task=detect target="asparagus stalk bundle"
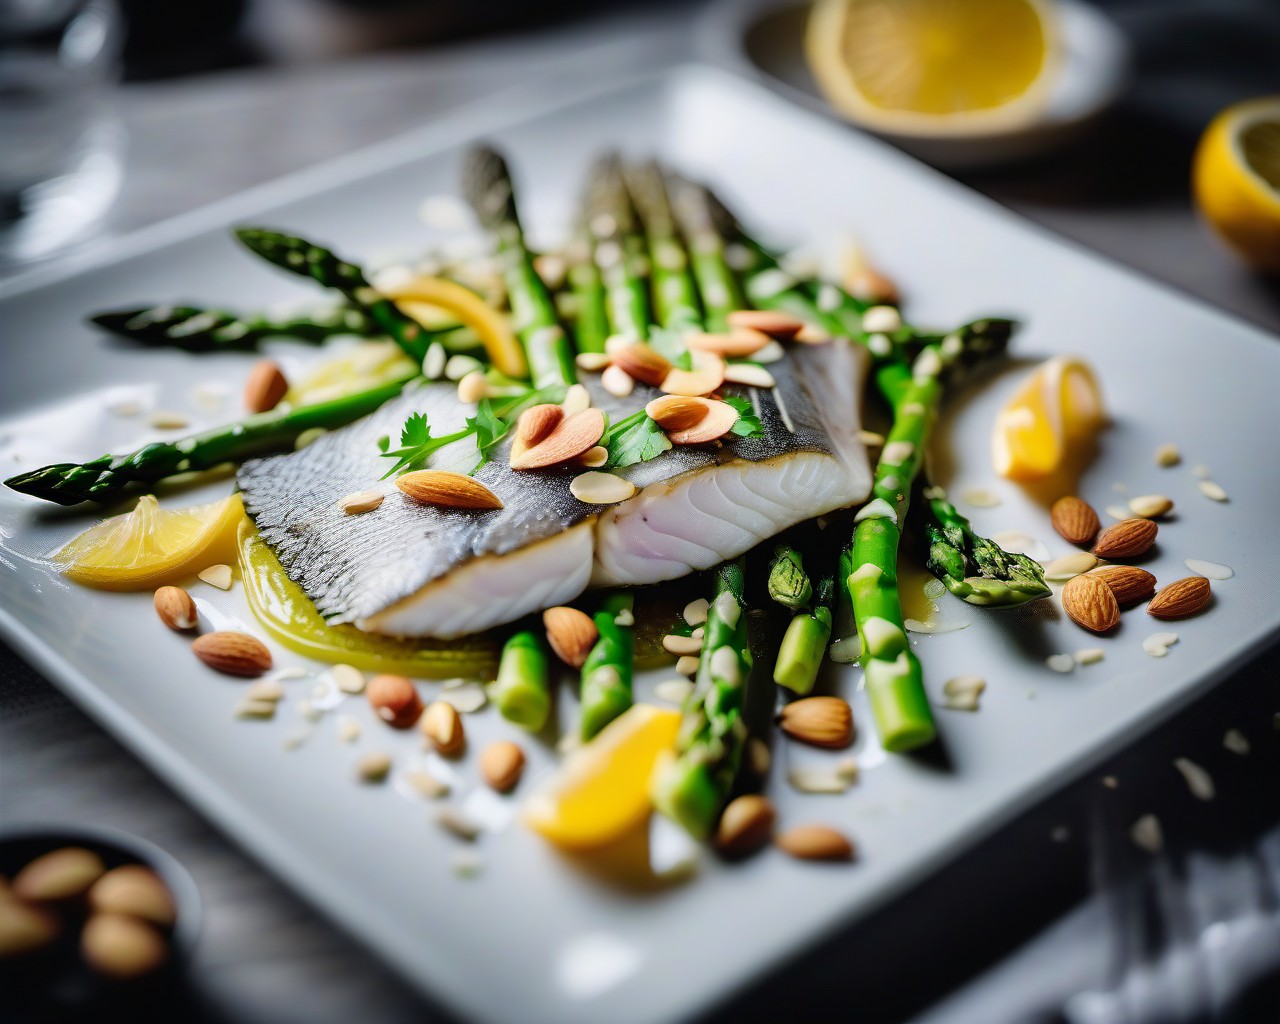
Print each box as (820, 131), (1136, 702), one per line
(585, 154), (653, 342)
(579, 593), (635, 740)
(89, 303), (375, 352)
(625, 162), (702, 334)
(564, 220), (610, 355)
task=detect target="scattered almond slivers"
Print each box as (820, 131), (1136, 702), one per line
(198, 563), (234, 590)
(396, 470), (503, 510)
(612, 342), (671, 386)
(723, 363), (776, 389)
(726, 309), (805, 340)
(511, 408), (606, 471)
(687, 328), (771, 358)
(569, 471), (636, 505)
(647, 396), (739, 445)
(338, 489), (384, 515)
(660, 351), (726, 397)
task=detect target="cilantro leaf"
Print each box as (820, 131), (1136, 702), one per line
(604, 410), (671, 468)
(723, 394), (765, 439)
(378, 411), (469, 478)
(466, 399), (507, 454)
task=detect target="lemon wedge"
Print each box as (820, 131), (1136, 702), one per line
(381, 275), (527, 380)
(55, 493), (245, 591)
(1193, 96), (1280, 275)
(806, 0), (1058, 135)
(522, 704), (681, 850)
(992, 355), (1104, 482)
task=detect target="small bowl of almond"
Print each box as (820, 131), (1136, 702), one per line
(0, 825), (201, 1022)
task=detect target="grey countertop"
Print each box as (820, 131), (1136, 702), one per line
(3, 3), (1279, 1022)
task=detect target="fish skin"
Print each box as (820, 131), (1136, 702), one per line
(237, 343), (869, 639)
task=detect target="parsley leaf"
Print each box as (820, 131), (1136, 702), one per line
(466, 399), (507, 454)
(604, 410), (671, 468)
(724, 394), (765, 439)
(378, 411), (469, 478)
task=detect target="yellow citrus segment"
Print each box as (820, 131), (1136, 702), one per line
(1193, 97), (1280, 275)
(992, 355), (1104, 482)
(381, 275), (527, 380)
(522, 704), (681, 850)
(236, 520), (498, 678)
(286, 341), (416, 407)
(806, 0), (1057, 134)
(55, 493), (244, 591)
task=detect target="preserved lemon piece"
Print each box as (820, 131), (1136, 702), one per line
(55, 493), (244, 591)
(522, 704), (681, 850)
(236, 520), (497, 678)
(992, 355), (1104, 482)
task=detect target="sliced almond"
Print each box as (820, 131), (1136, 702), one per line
(1147, 576), (1211, 620)
(1050, 496), (1101, 546)
(1128, 494), (1174, 519)
(660, 351), (726, 397)
(687, 329), (770, 358)
(778, 696), (854, 748)
(192, 631), (272, 676)
(511, 408), (606, 471)
(338, 489), (385, 515)
(154, 585), (197, 631)
(601, 364), (636, 397)
(244, 359), (289, 413)
(646, 395), (709, 432)
(723, 363), (776, 388)
(1089, 564), (1157, 605)
(575, 446), (609, 469)
(663, 633), (703, 656)
(569, 471), (635, 505)
(1092, 518), (1158, 559)
(794, 323), (832, 344)
(667, 399), (740, 445)
(1061, 574), (1121, 634)
(544, 606), (599, 669)
(726, 309), (805, 340)
(1154, 443), (1181, 467)
(456, 370), (489, 404)
(561, 383), (592, 414)
(480, 741), (525, 792)
(357, 751), (393, 783)
(715, 795), (776, 858)
(612, 343), (671, 386)
(396, 469), (504, 510)
(422, 700), (465, 755)
(198, 563), (233, 590)
(366, 674), (424, 728)
(515, 404), (564, 447)
(776, 824), (855, 862)
(575, 351), (612, 372)
(1043, 552), (1099, 581)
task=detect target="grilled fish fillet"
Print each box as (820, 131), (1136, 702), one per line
(238, 340), (870, 639)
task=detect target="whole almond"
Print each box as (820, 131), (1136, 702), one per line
(1092, 518), (1158, 559)
(244, 359), (289, 413)
(516, 404), (564, 447)
(715, 794), (776, 858)
(192, 631), (272, 676)
(726, 309), (805, 340)
(778, 696), (854, 748)
(776, 824), (855, 861)
(510, 408), (606, 471)
(1062, 573), (1121, 634)
(154, 585), (198, 631)
(480, 740), (525, 792)
(396, 470), (503, 511)
(367, 674), (423, 728)
(422, 700), (465, 756)
(1050, 496), (1101, 546)
(0, 900), (59, 957)
(1090, 564), (1157, 605)
(88, 866), (175, 928)
(82, 913), (168, 979)
(13, 847), (105, 902)
(667, 399), (740, 445)
(645, 394), (709, 432)
(1147, 576), (1212, 620)
(612, 343), (671, 386)
(543, 606), (598, 669)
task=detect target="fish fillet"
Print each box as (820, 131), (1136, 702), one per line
(238, 341), (870, 639)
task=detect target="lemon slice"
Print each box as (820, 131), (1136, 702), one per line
(286, 341), (417, 407)
(1193, 96), (1280, 275)
(381, 275), (528, 380)
(55, 493), (245, 591)
(522, 704), (681, 850)
(992, 355), (1104, 482)
(806, 0), (1058, 135)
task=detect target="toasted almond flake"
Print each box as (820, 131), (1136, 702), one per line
(1046, 653), (1075, 673)
(336, 715), (361, 743)
(861, 305), (901, 333)
(569, 472), (636, 505)
(1192, 463), (1212, 479)
(753, 341), (786, 363)
(357, 751), (392, 783)
(1104, 504), (1131, 522)
(787, 766), (852, 794)
(435, 683), (487, 714)
(561, 383), (592, 414)
(723, 363), (776, 388)
(445, 354), (484, 381)
(294, 427), (327, 450)
(246, 679), (285, 702)
(149, 410), (190, 430)
(654, 678), (694, 705)
(404, 770), (450, 799)
(881, 440), (915, 465)
(1223, 729), (1251, 756)
(331, 664), (365, 695)
(941, 674), (986, 711)
(1184, 558), (1233, 580)
(1043, 552), (1099, 581)
(234, 699), (277, 719)
(675, 655), (699, 676)
(1173, 757), (1215, 801)
(1074, 648), (1105, 665)
(1129, 494), (1174, 519)
(662, 634), (702, 656)
(683, 598), (710, 626)
(1130, 814), (1163, 854)
(1198, 480), (1229, 502)
(198, 564), (233, 590)
(667, 399), (740, 445)
(960, 487), (1001, 508)
(338, 489), (384, 515)
(688, 328), (771, 358)
(576, 446), (608, 469)
(422, 341), (447, 380)
(1142, 631), (1179, 658)
(575, 352), (611, 372)
(660, 351), (727, 397)
(437, 807), (481, 841)
(856, 429), (885, 448)
(601, 364), (636, 397)
(456, 370), (489, 404)
(1154, 443), (1181, 467)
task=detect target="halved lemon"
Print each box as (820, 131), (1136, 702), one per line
(1193, 96), (1280, 275)
(806, 0), (1058, 135)
(381, 275), (528, 380)
(55, 492), (244, 591)
(992, 355), (1104, 482)
(522, 704), (681, 851)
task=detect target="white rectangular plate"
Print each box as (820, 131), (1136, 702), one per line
(2, 65), (1279, 1024)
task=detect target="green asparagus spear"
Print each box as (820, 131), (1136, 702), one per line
(4, 371), (418, 506)
(767, 543), (812, 610)
(652, 560), (753, 839)
(463, 146), (575, 387)
(492, 629), (552, 731)
(626, 162), (702, 333)
(774, 577), (834, 696)
(234, 228), (434, 363)
(564, 224), (609, 354)
(668, 175), (747, 332)
(579, 593), (635, 740)
(585, 154), (652, 341)
(89, 303), (376, 352)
